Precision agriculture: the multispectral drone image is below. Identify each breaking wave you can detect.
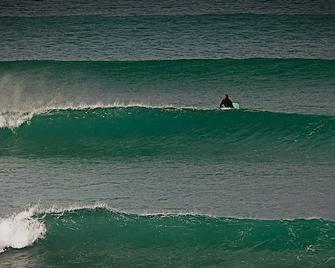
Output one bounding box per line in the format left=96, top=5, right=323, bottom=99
left=1, top=205, right=335, bottom=267
left=0, top=106, right=334, bottom=161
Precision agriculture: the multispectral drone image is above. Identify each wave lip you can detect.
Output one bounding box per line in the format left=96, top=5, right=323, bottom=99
left=0, top=103, right=204, bottom=129
left=0, top=111, right=35, bottom=129
left=0, top=207, right=46, bottom=253
left=1, top=58, right=334, bottom=116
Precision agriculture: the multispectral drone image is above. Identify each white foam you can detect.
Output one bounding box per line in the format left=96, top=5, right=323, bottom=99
left=0, top=112, right=34, bottom=129
left=42, top=202, right=111, bottom=215
left=0, top=207, right=46, bottom=253
left=0, top=102, right=207, bottom=129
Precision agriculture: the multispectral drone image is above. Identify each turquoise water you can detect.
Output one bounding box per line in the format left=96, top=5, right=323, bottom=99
left=1, top=59, right=334, bottom=115
left=0, top=1, right=335, bottom=267
left=1, top=107, right=334, bottom=161
left=2, top=208, right=335, bottom=267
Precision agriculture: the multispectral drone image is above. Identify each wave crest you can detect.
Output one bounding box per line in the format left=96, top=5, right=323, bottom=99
left=1, top=204, right=335, bottom=254
left=0, top=106, right=334, bottom=160
left=0, top=207, right=46, bottom=253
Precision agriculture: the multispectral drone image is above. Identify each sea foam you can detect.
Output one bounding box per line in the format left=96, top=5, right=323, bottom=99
left=0, top=112, right=34, bottom=129
left=0, top=207, right=46, bottom=253
left=0, top=102, right=201, bottom=129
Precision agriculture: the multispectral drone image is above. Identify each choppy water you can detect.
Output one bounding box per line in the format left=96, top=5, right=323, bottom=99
left=0, top=1, right=335, bottom=267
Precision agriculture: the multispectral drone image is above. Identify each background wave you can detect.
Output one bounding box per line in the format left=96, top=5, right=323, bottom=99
left=2, top=58, right=334, bottom=79
left=1, top=0, right=335, bottom=16
left=1, top=14, right=335, bottom=61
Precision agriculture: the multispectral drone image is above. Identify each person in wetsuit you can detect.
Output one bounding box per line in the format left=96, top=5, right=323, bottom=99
left=220, top=95, right=234, bottom=108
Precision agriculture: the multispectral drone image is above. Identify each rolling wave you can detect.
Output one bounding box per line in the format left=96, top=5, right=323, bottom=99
left=1, top=58, right=334, bottom=80
left=1, top=205, right=335, bottom=267
left=0, top=106, right=334, bottom=160
left=1, top=58, right=334, bottom=116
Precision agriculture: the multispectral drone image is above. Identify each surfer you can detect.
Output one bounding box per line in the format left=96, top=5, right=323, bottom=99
left=220, top=95, right=234, bottom=108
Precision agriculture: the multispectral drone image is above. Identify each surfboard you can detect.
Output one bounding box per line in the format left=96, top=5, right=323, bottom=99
left=221, top=102, right=240, bottom=110
left=233, top=102, right=240, bottom=109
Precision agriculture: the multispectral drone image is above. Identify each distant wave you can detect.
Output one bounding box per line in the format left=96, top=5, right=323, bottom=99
left=1, top=4, right=334, bottom=17
left=1, top=205, right=335, bottom=267
left=1, top=59, right=333, bottom=92
left=1, top=58, right=334, bottom=69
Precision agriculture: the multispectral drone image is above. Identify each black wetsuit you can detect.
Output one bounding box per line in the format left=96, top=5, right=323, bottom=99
left=220, top=98, right=234, bottom=108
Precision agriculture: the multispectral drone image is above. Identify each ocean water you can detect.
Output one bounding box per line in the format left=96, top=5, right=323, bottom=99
left=0, top=1, right=335, bottom=267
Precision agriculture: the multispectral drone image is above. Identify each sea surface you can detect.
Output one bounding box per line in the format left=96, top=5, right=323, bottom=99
left=0, top=1, right=335, bottom=267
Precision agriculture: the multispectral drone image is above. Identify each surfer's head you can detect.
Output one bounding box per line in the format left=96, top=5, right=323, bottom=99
left=224, top=94, right=229, bottom=99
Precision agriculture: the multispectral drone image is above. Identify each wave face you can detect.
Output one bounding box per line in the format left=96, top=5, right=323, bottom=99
left=1, top=59, right=334, bottom=116
left=0, top=107, right=334, bottom=161
left=1, top=207, right=335, bottom=267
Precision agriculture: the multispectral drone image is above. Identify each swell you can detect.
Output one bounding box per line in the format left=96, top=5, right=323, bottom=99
left=0, top=107, right=334, bottom=160
left=1, top=1, right=335, bottom=17
left=1, top=58, right=334, bottom=117
left=1, top=58, right=334, bottom=80
left=1, top=58, right=334, bottom=114
left=1, top=206, right=335, bottom=267
left=1, top=14, right=334, bottom=61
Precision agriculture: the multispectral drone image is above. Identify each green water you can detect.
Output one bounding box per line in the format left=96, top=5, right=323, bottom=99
left=1, top=1, right=335, bottom=267
left=2, top=207, right=335, bottom=267
left=1, top=107, right=334, bottom=162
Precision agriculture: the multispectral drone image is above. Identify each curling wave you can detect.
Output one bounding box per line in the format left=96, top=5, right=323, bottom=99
left=0, top=106, right=334, bottom=161
left=1, top=205, right=335, bottom=267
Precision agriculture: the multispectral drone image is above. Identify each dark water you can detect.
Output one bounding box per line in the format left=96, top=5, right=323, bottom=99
left=1, top=15, right=335, bottom=60
left=0, top=1, right=334, bottom=267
